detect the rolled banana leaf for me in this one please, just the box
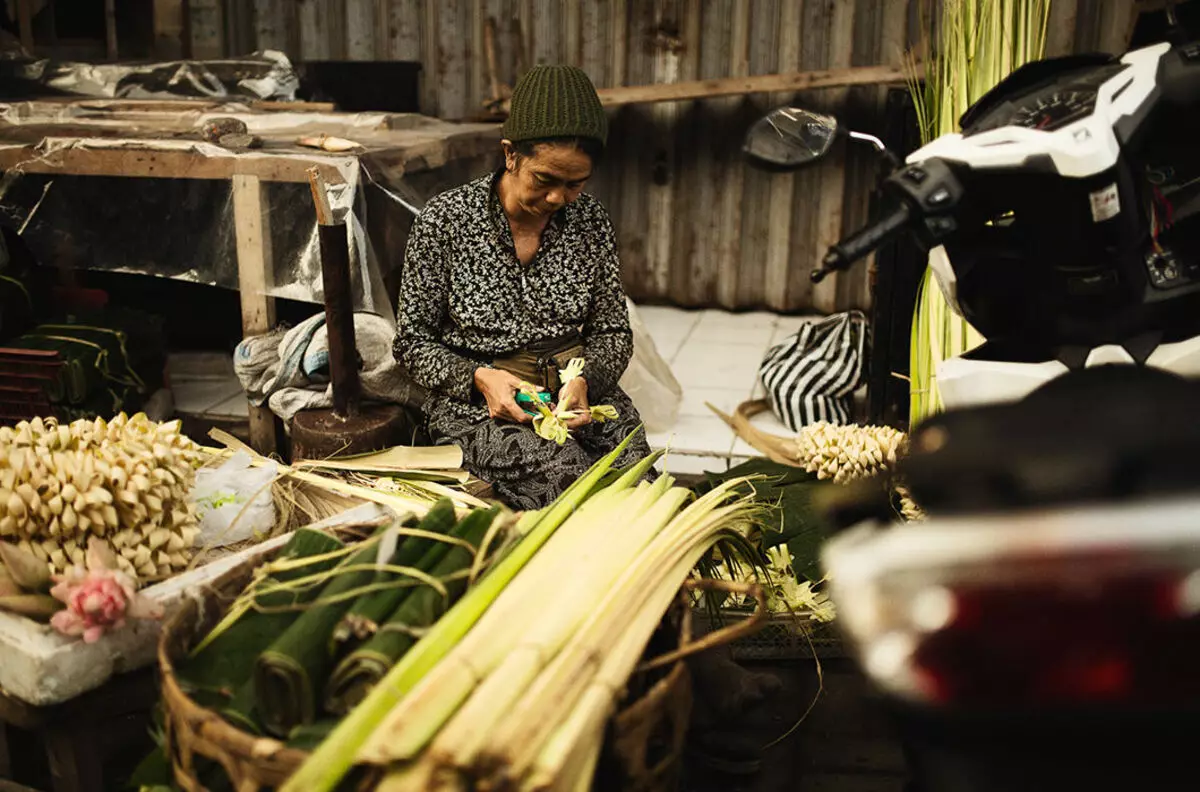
[254,499,466,736]
[323,506,498,715]
[327,499,458,652]
[175,528,346,728]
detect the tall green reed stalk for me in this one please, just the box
[906,0,1051,426]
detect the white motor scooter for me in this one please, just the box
[744,31,1200,792]
[745,39,1200,410]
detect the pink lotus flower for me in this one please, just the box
[49,539,162,643]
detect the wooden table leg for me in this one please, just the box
[232,173,280,457]
[15,0,33,53]
[44,726,103,792]
[0,722,11,778]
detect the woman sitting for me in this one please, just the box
[393,65,653,510]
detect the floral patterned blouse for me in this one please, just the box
[393,172,633,423]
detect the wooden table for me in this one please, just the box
[0,668,157,792]
[0,98,500,455]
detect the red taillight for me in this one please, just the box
[910,568,1197,707]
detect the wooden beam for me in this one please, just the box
[498,63,909,113]
[0,145,350,184]
[232,174,279,456]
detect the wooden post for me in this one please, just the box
[45,726,104,792]
[0,722,10,778]
[16,0,33,53]
[152,0,185,60]
[307,167,362,418]
[232,174,279,456]
[104,0,117,60]
[46,0,57,48]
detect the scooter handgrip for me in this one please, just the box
[815,203,913,281]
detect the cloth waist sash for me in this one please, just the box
[491,331,584,393]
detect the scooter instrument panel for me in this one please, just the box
[963,62,1129,136]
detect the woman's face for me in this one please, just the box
[503,141,594,217]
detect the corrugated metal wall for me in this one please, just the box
[205,0,1136,313]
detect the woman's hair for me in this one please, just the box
[511,136,604,166]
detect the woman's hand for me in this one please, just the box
[474,368,533,424]
[558,377,592,430]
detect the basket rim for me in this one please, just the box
[156,565,312,787]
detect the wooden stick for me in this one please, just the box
[307,166,334,226]
[484,17,503,105]
[250,100,339,113]
[497,62,911,113]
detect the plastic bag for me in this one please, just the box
[760,311,868,431]
[190,451,278,547]
[621,299,683,433]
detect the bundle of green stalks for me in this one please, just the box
[906,0,1051,426]
[284,431,764,792]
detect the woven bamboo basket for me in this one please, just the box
[691,608,846,661]
[158,559,766,792]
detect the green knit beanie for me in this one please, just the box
[503,65,607,147]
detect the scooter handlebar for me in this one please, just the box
[811,202,913,283]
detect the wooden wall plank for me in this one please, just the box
[298,0,331,59]
[1047,0,1081,57]
[563,0,582,67]
[529,0,563,65]
[644,0,687,301]
[735,0,782,308]
[252,0,286,51]
[326,0,349,59]
[762,0,802,312]
[812,0,855,315]
[1097,0,1138,53]
[346,0,377,59]
[612,0,658,304]
[471,0,487,119]
[666,0,704,306]
[580,0,613,87]
[386,0,423,60]
[713,0,751,309]
[679,0,733,307]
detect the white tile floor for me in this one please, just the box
[168,352,249,419]
[636,305,814,476]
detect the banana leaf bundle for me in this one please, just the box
[328,499,461,650]
[324,505,500,714]
[254,499,494,737]
[175,527,347,729]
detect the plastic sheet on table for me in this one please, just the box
[0,50,299,102]
[0,114,500,320]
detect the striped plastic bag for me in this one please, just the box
[759,311,868,432]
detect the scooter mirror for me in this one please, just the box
[743,106,839,169]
